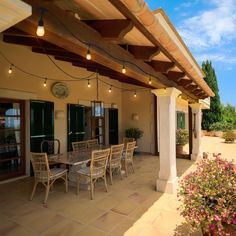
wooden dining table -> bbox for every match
[48,145,111,184]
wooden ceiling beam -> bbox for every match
[3,34,62,50]
[74,63,153,88]
[32,47,84,60]
[54,56,84,64]
[195,90,205,96]
[147,61,175,73]
[185,84,198,91]
[166,71,185,82]
[193,89,203,96]
[119,44,160,61]
[178,79,192,87]
[3,27,33,37]
[199,94,208,99]
[83,19,133,42]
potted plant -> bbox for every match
[176,129,189,154]
[125,128,143,141]
[178,155,236,235]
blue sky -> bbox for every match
[145,0,236,106]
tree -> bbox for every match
[201,60,222,130]
[222,103,236,128]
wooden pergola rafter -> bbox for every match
[1,0,209,100]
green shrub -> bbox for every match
[125,128,143,140]
[209,121,233,131]
[222,131,236,143]
[176,129,189,145]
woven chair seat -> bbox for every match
[77,167,104,177]
[50,168,68,178]
[77,148,110,199]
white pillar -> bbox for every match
[189,103,202,161]
[152,88,181,194]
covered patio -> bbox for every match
[0,0,214,193]
[0,3,216,235]
[0,154,195,236]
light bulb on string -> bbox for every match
[122,63,126,74]
[134,91,137,98]
[43,78,47,87]
[86,45,91,60]
[8,64,13,74]
[36,8,45,37]
[87,79,91,88]
[109,86,112,93]
[149,76,152,85]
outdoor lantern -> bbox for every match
[91,100,104,117]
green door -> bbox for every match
[67,104,85,151]
[109,108,118,144]
[30,100,54,153]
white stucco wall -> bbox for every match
[0,40,124,175]
[0,39,190,179]
[121,88,155,154]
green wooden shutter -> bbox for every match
[177,112,185,129]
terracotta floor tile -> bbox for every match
[74,225,107,236]
[91,211,126,232]
[42,218,85,236]
[111,200,139,216]
[15,209,65,233]
[108,217,136,236]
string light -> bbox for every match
[86,45,91,60]
[36,8,45,37]
[134,91,137,98]
[87,79,91,87]
[44,10,200,102]
[43,78,47,87]
[8,64,13,74]
[108,85,112,93]
[122,63,126,74]
[148,76,152,85]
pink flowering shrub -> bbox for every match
[178,156,236,235]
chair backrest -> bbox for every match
[123,137,135,148]
[41,139,60,155]
[109,144,124,166]
[90,148,110,176]
[87,139,99,149]
[30,152,50,181]
[72,141,87,151]
[124,141,136,161]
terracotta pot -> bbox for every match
[176,145,184,154]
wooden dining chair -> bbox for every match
[123,137,135,149]
[87,139,99,149]
[72,141,87,152]
[40,139,60,155]
[76,148,110,200]
[30,152,68,204]
[122,141,136,177]
[107,144,124,184]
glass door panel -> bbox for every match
[0,99,25,181]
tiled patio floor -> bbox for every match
[0,155,194,236]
